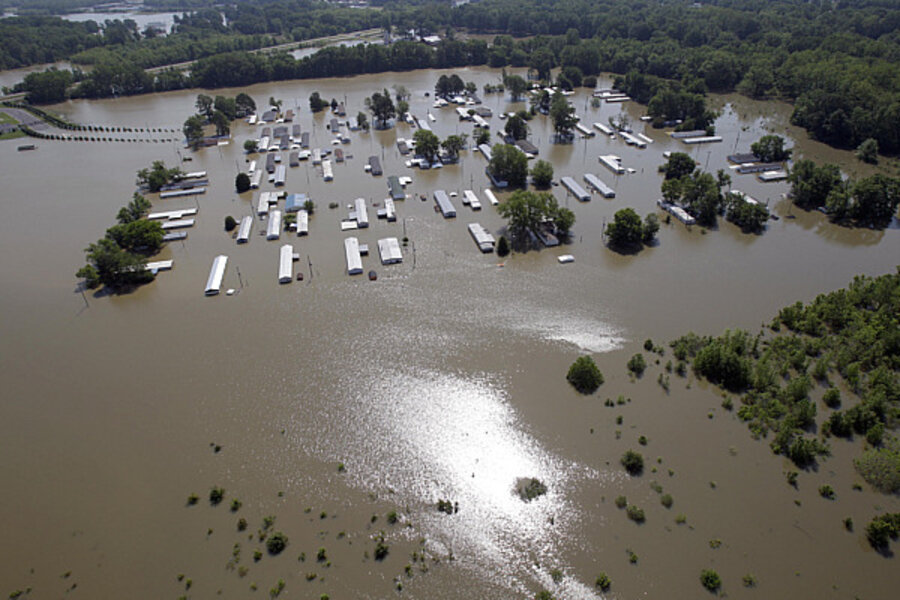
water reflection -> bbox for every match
[310,368,607,597]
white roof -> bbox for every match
[205,255,228,295]
[278,244,293,283]
[344,237,363,275]
[377,237,403,264]
[267,210,282,240]
[237,216,252,243]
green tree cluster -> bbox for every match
[137,160,183,193]
[441,133,467,161]
[549,92,577,141]
[661,169,728,227]
[497,189,575,243]
[865,513,900,551]
[566,356,604,394]
[76,192,162,291]
[750,134,791,163]
[724,193,769,234]
[488,144,528,188]
[365,88,395,129]
[504,114,528,141]
[412,129,440,163]
[790,161,900,227]
[529,160,553,188]
[673,270,900,471]
[606,208,658,250]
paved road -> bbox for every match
[0,107,46,130]
[145,28,383,74]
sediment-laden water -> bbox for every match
[0,66,897,599]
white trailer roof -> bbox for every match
[377,237,403,265]
[354,198,369,228]
[237,216,252,243]
[205,255,228,295]
[344,237,363,275]
[278,244,293,283]
[267,210,282,240]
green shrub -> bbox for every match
[819,484,835,499]
[567,356,604,393]
[627,353,647,376]
[661,494,673,508]
[595,572,611,591]
[854,436,900,493]
[266,532,288,555]
[700,569,721,592]
[621,450,644,475]
[209,487,225,505]
[626,505,645,523]
[614,495,627,509]
[865,514,900,550]
[742,574,757,588]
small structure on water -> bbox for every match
[584,173,615,198]
[467,223,495,253]
[561,176,590,202]
[377,237,403,265]
[205,255,228,296]
[344,237,363,275]
[278,244,293,283]
[434,190,457,218]
[267,210,282,240]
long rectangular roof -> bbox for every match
[267,210,282,240]
[344,237,363,275]
[205,255,228,295]
[237,216,252,243]
[278,244,293,283]
[584,173,615,198]
[434,190,456,218]
[561,176,590,201]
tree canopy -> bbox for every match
[751,135,791,163]
[497,189,574,243]
[549,93,577,141]
[413,129,440,163]
[365,88,396,128]
[504,114,528,141]
[488,143,528,188]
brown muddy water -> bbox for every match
[1,66,898,599]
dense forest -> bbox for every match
[3,0,900,154]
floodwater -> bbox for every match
[0,66,898,599]
[62,11,181,33]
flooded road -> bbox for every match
[0,66,898,599]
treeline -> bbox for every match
[7,0,900,154]
[0,16,102,69]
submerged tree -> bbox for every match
[365,88,396,128]
[413,129,440,163]
[751,134,791,162]
[567,356,604,394]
